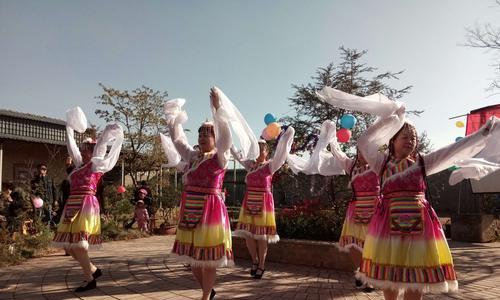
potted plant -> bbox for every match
[156,207,178,235]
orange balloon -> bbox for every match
[266,122,281,139]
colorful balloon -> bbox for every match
[32,197,44,209]
[337,128,352,143]
[455,136,463,142]
[264,113,277,125]
[340,114,357,129]
[261,128,271,140]
[456,121,464,128]
[117,185,126,194]
[266,122,281,139]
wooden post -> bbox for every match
[121,159,125,186]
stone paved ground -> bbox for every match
[0,236,498,299]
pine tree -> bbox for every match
[282,47,424,157]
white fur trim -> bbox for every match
[168,253,235,268]
[381,163,420,189]
[336,243,363,253]
[350,168,375,183]
[51,241,102,251]
[355,272,459,293]
[233,230,280,244]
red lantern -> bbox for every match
[337,128,352,143]
[117,185,126,194]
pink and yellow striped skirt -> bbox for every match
[338,191,379,252]
[171,186,233,268]
[358,191,458,293]
[52,190,102,250]
[233,187,279,243]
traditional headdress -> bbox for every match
[198,120,215,137]
[81,136,97,151]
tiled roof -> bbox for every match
[0,109,65,126]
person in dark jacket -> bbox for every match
[31,163,58,222]
[56,157,75,223]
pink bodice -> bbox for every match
[185,154,226,189]
[350,164,380,195]
[245,164,272,189]
[381,158,426,195]
[70,163,103,193]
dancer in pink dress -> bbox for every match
[164,87,255,300]
[317,87,500,300]
[52,107,123,292]
[336,150,379,291]
[232,127,295,279]
[287,120,377,290]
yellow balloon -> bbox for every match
[456,121,464,128]
[266,122,281,139]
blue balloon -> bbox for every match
[455,136,463,142]
[264,113,276,125]
[340,114,357,129]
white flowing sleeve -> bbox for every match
[424,117,498,176]
[211,86,259,161]
[230,145,253,170]
[160,133,183,168]
[317,87,406,174]
[310,120,346,176]
[65,107,88,168]
[269,127,295,174]
[286,121,346,176]
[286,154,309,175]
[358,107,406,174]
[316,87,403,118]
[175,161,189,173]
[164,99,198,162]
[449,117,500,184]
[329,140,354,174]
[213,106,232,169]
[91,123,124,173]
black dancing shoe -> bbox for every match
[363,285,375,293]
[253,268,265,279]
[74,279,96,292]
[210,289,216,299]
[355,278,363,287]
[92,268,102,280]
[250,263,258,276]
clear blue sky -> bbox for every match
[1,0,499,149]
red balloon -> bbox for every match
[117,185,126,194]
[337,128,351,143]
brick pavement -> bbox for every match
[0,236,498,299]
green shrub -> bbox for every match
[276,200,347,241]
[0,221,54,267]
